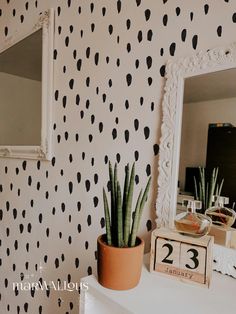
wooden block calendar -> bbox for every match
[150,228,214,287]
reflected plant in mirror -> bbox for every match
[193,167,224,213]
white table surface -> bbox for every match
[80,254,236,314]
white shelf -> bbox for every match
[80,254,236,314]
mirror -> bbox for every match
[156,42,236,277]
[0,29,42,146]
[178,69,236,221]
[0,10,54,160]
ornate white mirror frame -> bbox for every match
[0,9,54,160]
[156,42,236,277]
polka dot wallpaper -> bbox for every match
[0,0,236,313]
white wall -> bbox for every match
[179,97,236,190]
[1,1,236,313]
[0,72,41,145]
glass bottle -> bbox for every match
[174,200,212,237]
[205,196,236,228]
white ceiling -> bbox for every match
[0,29,42,81]
[184,68,236,103]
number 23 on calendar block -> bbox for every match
[150,229,213,287]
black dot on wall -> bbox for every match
[87,215,92,226]
[126,74,132,86]
[117,0,121,13]
[4,27,8,36]
[24,303,28,312]
[153,144,159,155]
[163,14,168,26]
[146,220,152,231]
[147,29,153,41]
[127,43,131,53]
[124,130,129,143]
[94,53,99,65]
[87,266,92,275]
[126,19,131,30]
[146,56,152,69]
[144,127,150,139]
[146,164,151,176]
[112,128,117,139]
[217,25,222,37]
[93,197,98,207]
[137,31,142,43]
[125,99,129,109]
[86,47,90,58]
[77,59,82,71]
[85,180,90,192]
[169,42,176,56]
[102,6,106,16]
[69,79,74,89]
[192,35,198,49]
[54,49,57,60]
[20,15,24,23]
[145,9,151,21]
[233,13,236,22]
[160,65,166,77]
[22,161,27,171]
[148,77,152,86]
[134,119,139,131]
[55,258,59,268]
[190,12,194,21]
[69,182,73,194]
[76,94,80,105]
[181,29,187,42]
[108,24,113,35]
[176,7,181,16]
[134,150,139,161]
[100,217,105,228]
[204,4,209,14]
[75,258,80,268]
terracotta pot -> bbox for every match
[97,234,144,290]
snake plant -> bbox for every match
[103,162,151,248]
[194,166,224,212]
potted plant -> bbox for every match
[97,161,151,290]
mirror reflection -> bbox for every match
[0,29,42,146]
[178,68,236,232]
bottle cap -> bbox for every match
[213,195,229,206]
[182,199,202,210]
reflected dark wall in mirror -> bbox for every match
[178,68,236,225]
[0,29,42,146]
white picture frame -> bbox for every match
[156,42,236,277]
[0,9,54,160]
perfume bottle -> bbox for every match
[205,196,236,228]
[174,200,212,237]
